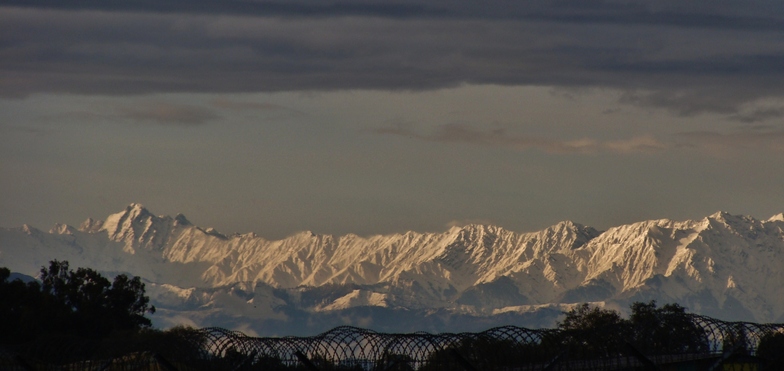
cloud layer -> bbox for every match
[375,123,669,154]
[3,2,784,119]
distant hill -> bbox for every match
[8,272,36,283]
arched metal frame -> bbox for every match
[6,314,784,370]
[191,315,784,370]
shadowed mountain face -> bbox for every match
[2,204,783,335]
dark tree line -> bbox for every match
[419,301,711,370]
[0,260,156,344]
[556,301,710,359]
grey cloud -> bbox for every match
[35,102,219,126]
[6,0,784,31]
[37,111,108,123]
[675,128,784,153]
[619,90,746,117]
[1,0,450,19]
[118,103,218,126]
[729,108,784,123]
[619,89,784,120]
[378,122,784,155]
[3,3,784,119]
[375,123,668,154]
[211,99,286,111]
[0,125,45,136]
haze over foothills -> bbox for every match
[2,1,784,240]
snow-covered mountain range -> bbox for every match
[2,203,784,335]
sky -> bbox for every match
[2,0,784,239]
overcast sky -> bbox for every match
[2,1,784,239]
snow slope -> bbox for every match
[2,204,784,334]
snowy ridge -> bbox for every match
[2,204,784,334]
[62,204,602,299]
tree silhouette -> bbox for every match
[628,300,708,355]
[0,260,155,345]
[38,260,155,337]
[557,303,628,359]
[757,331,784,368]
[558,303,624,332]
[0,267,46,343]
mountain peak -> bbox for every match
[20,224,40,236]
[102,204,154,235]
[454,223,503,233]
[125,202,152,217]
[49,223,76,235]
[78,217,104,233]
[93,203,187,251]
[705,211,741,227]
[551,220,584,230]
[543,220,600,248]
[706,211,762,230]
[769,213,784,222]
[708,210,739,221]
[174,213,191,226]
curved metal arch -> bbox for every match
[200,327,254,357]
[686,314,784,355]
[178,315,784,369]
[381,332,448,363]
[479,325,551,345]
[245,336,285,359]
[19,310,784,371]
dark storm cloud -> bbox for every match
[3,1,784,117]
[1,0,450,19]
[6,0,784,30]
